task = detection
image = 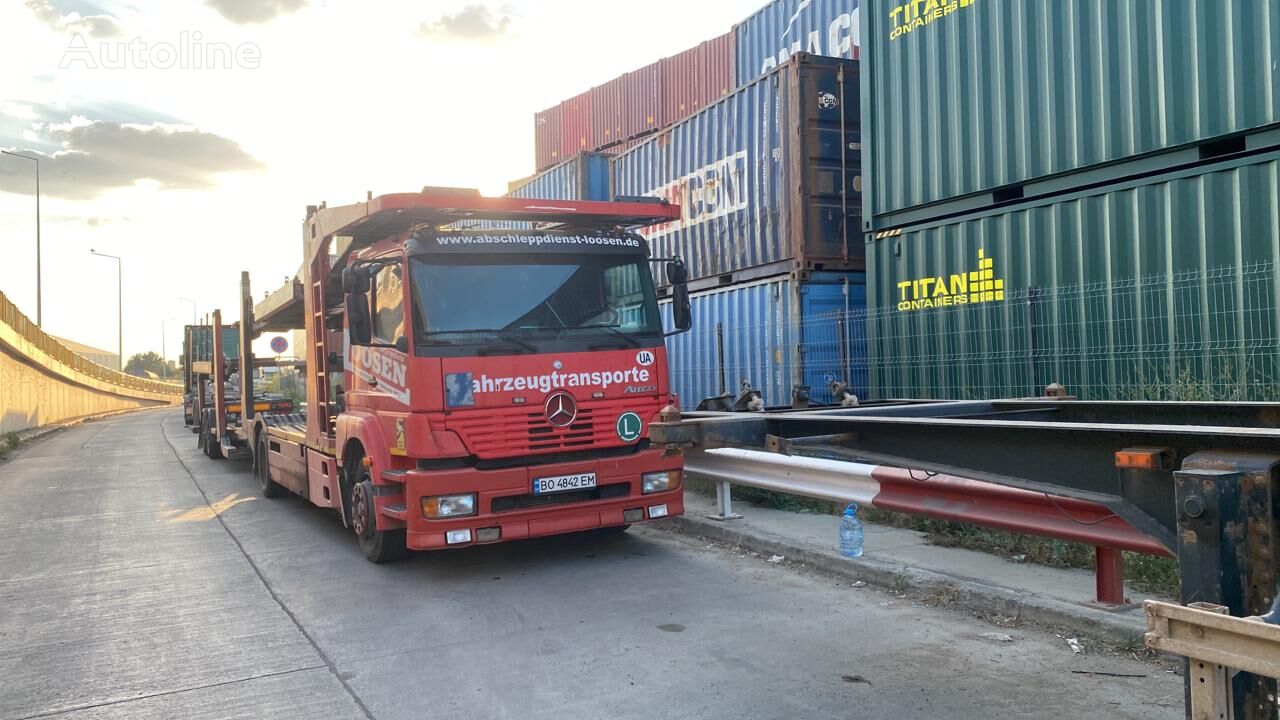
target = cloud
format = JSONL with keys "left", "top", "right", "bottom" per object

{"left": 24, "top": 0, "right": 123, "bottom": 38}
{"left": 419, "top": 4, "right": 512, "bottom": 41}
{"left": 205, "top": 0, "right": 307, "bottom": 24}
{"left": 0, "top": 120, "right": 265, "bottom": 200}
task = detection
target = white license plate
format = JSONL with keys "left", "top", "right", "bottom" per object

{"left": 533, "top": 473, "right": 598, "bottom": 495}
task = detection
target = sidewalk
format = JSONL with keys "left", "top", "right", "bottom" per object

{"left": 664, "top": 492, "right": 1171, "bottom": 642}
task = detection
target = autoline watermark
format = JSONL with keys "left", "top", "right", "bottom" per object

{"left": 60, "top": 32, "right": 261, "bottom": 70}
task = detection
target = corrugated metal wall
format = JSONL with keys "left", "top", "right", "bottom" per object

{"left": 660, "top": 272, "right": 867, "bottom": 408}
{"left": 613, "top": 55, "right": 862, "bottom": 287}
{"left": 534, "top": 106, "right": 562, "bottom": 171}
{"left": 862, "top": 0, "right": 1280, "bottom": 225}
{"left": 735, "top": 0, "right": 860, "bottom": 81}
{"left": 866, "top": 151, "right": 1280, "bottom": 401}
{"left": 698, "top": 32, "right": 737, "bottom": 106}
{"left": 623, "top": 63, "right": 662, "bottom": 141}
{"left": 660, "top": 45, "right": 702, "bottom": 133}
{"left": 507, "top": 152, "right": 613, "bottom": 202}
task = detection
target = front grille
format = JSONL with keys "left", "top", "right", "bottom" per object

{"left": 491, "top": 482, "right": 630, "bottom": 513}
{"left": 444, "top": 398, "right": 660, "bottom": 459}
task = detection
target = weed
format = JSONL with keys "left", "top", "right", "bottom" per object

{"left": 4, "top": 432, "right": 18, "bottom": 449}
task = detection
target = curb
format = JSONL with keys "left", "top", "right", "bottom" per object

{"left": 3, "top": 405, "right": 173, "bottom": 457}
{"left": 663, "top": 512, "right": 1148, "bottom": 645}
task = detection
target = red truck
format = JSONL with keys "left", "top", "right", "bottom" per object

{"left": 230, "top": 189, "right": 692, "bottom": 562}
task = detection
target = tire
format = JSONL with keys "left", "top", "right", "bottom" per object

{"left": 256, "top": 435, "right": 286, "bottom": 499}
{"left": 205, "top": 424, "right": 223, "bottom": 460}
{"left": 197, "top": 422, "right": 206, "bottom": 451}
{"left": 349, "top": 460, "right": 408, "bottom": 564}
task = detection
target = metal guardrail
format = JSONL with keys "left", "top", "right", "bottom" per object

{"left": 688, "top": 448, "right": 1168, "bottom": 606}
{"left": 0, "top": 291, "right": 180, "bottom": 396}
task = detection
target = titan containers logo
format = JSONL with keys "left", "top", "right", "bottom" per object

{"left": 896, "top": 249, "right": 1005, "bottom": 312}
{"left": 887, "top": 0, "right": 978, "bottom": 41}
{"left": 645, "top": 151, "right": 749, "bottom": 238}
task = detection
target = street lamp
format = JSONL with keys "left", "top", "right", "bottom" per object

{"left": 179, "top": 297, "right": 197, "bottom": 326}
{"left": 161, "top": 318, "right": 177, "bottom": 379}
{"left": 2, "top": 150, "right": 41, "bottom": 326}
{"left": 89, "top": 249, "right": 122, "bottom": 371}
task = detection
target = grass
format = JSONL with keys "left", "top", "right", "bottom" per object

{"left": 0, "top": 431, "right": 20, "bottom": 460}
{"left": 686, "top": 477, "right": 1180, "bottom": 598}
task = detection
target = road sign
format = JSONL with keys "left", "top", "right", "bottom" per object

{"left": 269, "top": 336, "right": 288, "bottom": 355}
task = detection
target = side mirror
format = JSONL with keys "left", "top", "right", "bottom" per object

{"left": 342, "top": 266, "right": 370, "bottom": 293}
{"left": 666, "top": 258, "right": 691, "bottom": 333}
{"left": 347, "top": 291, "right": 372, "bottom": 345}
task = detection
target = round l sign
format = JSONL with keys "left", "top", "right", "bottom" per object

{"left": 616, "top": 412, "right": 643, "bottom": 443}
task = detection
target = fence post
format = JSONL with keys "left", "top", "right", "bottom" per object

{"left": 708, "top": 481, "right": 742, "bottom": 521}
{"left": 1094, "top": 547, "right": 1127, "bottom": 606}
{"left": 716, "top": 321, "right": 726, "bottom": 396}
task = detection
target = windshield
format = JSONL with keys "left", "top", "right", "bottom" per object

{"left": 410, "top": 254, "right": 661, "bottom": 351}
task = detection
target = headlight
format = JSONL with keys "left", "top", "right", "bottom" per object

{"left": 642, "top": 470, "right": 680, "bottom": 494}
{"left": 421, "top": 493, "right": 477, "bottom": 518}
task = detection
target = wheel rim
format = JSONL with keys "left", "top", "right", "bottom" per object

{"left": 352, "top": 480, "right": 371, "bottom": 537}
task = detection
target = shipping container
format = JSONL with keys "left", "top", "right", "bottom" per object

{"left": 558, "top": 93, "right": 593, "bottom": 162}
{"left": 623, "top": 62, "right": 662, "bottom": 141}
{"left": 659, "top": 45, "right": 702, "bottom": 136}
{"left": 614, "top": 54, "right": 863, "bottom": 288}
{"left": 862, "top": 0, "right": 1280, "bottom": 229}
{"left": 865, "top": 150, "right": 1280, "bottom": 402}
{"left": 660, "top": 271, "right": 867, "bottom": 408}
{"left": 508, "top": 151, "right": 613, "bottom": 202}
{"left": 697, "top": 32, "right": 737, "bottom": 107}
{"left": 592, "top": 74, "right": 625, "bottom": 149}
{"left": 534, "top": 105, "right": 562, "bottom": 171}
{"left": 734, "top": 0, "right": 860, "bottom": 82}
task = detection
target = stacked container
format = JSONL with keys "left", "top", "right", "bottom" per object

{"left": 733, "top": 0, "right": 861, "bottom": 82}
{"left": 861, "top": 0, "right": 1280, "bottom": 401}
{"left": 610, "top": 54, "right": 867, "bottom": 408}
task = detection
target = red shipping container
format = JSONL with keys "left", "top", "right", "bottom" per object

{"left": 623, "top": 62, "right": 662, "bottom": 142}
{"left": 697, "top": 32, "right": 736, "bottom": 107}
{"left": 558, "top": 92, "right": 593, "bottom": 161}
{"left": 534, "top": 104, "right": 562, "bottom": 171}
{"left": 659, "top": 44, "right": 701, "bottom": 130}
{"left": 590, "top": 74, "right": 625, "bottom": 149}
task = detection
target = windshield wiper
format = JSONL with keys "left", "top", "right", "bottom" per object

{"left": 567, "top": 323, "right": 641, "bottom": 348}
{"left": 420, "top": 329, "right": 537, "bottom": 353}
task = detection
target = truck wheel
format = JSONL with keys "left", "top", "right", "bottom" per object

{"left": 350, "top": 466, "right": 408, "bottom": 564}
{"left": 256, "top": 435, "right": 286, "bottom": 499}
{"left": 205, "top": 425, "right": 223, "bottom": 460}
{"left": 197, "top": 424, "right": 206, "bottom": 451}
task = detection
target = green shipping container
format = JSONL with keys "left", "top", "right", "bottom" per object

{"left": 861, "top": 0, "right": 1280, "bottom": 228}
{"left": 866, "top": 150, "right": 1280, "bottom": 401}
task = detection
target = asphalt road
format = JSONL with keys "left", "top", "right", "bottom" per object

{"left": 0, "top": 410, "right": 1183, "bottom": 719}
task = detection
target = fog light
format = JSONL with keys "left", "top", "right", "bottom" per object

{"left": 642, "top": 470, "right": 680, "bottom": 494}
{"left": 647, "top": 504, "right": 669, "bottom": 519}
{"left": 476, "top": 527, "right": 501, "bottom": 543}
{"left": 622, "top": 508, "right": 644, "bottom": 523}
{"left": 421, "top": 493, "right": 477, "bottom": 519}
{"left": 446, "top": 529, "right": 473, "bottom": 545}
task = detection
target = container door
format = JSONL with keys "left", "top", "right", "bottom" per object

{"left": 799, "top": 275, "right": 867, "bottom": 403}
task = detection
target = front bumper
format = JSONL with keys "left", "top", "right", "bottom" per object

{"left": 397, "top": 447, "right": 684, "bottom": 550}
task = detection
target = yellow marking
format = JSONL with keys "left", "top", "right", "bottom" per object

{"left": 897, "top": 249, "right": 1007, "bottom": 312}
{"left": 165, "top": 493, "right": 254, "bottom": 524}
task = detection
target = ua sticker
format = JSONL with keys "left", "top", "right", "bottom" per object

{"left": 636, "top": 350, "right": 655, "bottom": 366}
{"left": 616, "top": 412, "right": 643, "bottom": 443}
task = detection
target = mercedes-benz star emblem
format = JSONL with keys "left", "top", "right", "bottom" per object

{"left": 544, "top": 391, "right": 578, "bottom": 428}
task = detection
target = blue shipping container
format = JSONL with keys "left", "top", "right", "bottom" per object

{"left": 614, "top": 54, "right": 862, "bottom": 288}
{"left": 734, "top": 0, "right": 860, "bottom": 82}
{"left": 508, "top": 151, "right": 613, "bottom": 202}
{"left": 660, "top": 272, "right": 867, "bottom": 409}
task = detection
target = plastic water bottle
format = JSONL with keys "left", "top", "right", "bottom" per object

{"left": 839, "top": 503, "right": 864, "bottom": 558}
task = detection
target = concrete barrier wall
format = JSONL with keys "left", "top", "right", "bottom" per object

{"left": 0, "top": 290, "right": 180, "bottom": 435}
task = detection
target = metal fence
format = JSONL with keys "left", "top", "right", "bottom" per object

{"left": 0, "top": 290, "right": 180, "bottom": 397}
{"left": 668, "top": 263, "right": 1280, "bottom": 406}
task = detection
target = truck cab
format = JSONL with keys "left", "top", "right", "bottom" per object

{"left": 243, "top": 190, "right": 692, "bottom": 562}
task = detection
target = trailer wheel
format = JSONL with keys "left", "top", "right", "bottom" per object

{"left": 205, "top": 421, "right": 223, "bottom": 461}
{"left": 256, "top": 435, "right": 286, "bottom": 499}
{"left": 197, "top": 422, "right": 206, "bottom": 451}
{"left": 349, "top": 462, "right": 408, "bottom": 564}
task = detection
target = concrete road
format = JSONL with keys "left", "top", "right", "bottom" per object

{"left": 0, "top": 410, "right": 1183, "bottom": 719}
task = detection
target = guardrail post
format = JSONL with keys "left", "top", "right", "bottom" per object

{"left": 708, "top": 481, "right": 742, "bottom": 521}
{"left": 1093, "top": 547, "right": 1126, "bottom": 606}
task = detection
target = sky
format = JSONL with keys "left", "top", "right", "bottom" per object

{"left": 0, "top": 0, "right": 768, "bottom": 365}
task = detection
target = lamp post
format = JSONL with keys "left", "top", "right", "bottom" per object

{"left": 179, "top": 297, "right": 197, "bottom": 326}
{"left": 161, "top": 318, "right": 177, "bottom": 379}
{"left": 89, "top": 249, "right": 122, "bottom": 371}
{"left": 2, "top": 150, "right": 41, "bottom": 326}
